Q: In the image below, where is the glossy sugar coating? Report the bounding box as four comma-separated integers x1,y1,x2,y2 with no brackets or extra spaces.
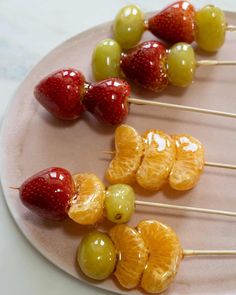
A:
121,41,169,92
68,173,105,225
105,184,135,224
169,134,205,190
106,124,143,184
195,5,226,52
78,231,116,280
113,5,145,49
92,39,121,81
136,130,176,190
167,42,196,87
137,220,183,294
20,167,75,220
109,224,148,289
148,1,196,44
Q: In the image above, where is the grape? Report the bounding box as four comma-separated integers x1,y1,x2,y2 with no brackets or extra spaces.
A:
195,5,226,52
105,184,135,223
113,5,145,49
167,42,196,87
92,38,121,81
77,231,116,280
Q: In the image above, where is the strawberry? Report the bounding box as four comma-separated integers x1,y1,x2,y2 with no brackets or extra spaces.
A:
121,41,169,92
148,1,196,44
34,69,86,120
19,167,75,220
83,78,130,125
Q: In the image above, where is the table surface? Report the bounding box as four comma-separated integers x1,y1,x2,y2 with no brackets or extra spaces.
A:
1,1,236,294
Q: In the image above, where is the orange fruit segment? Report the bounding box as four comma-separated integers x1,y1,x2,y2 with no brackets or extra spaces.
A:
137,220,183,294
68,173,105,225
109,224,148,289
169,134,205,190
136,130,176,190
106,124,143,184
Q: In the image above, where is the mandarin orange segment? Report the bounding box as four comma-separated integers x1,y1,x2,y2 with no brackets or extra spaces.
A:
137,220,183,294
106,124,143,184
136,130,176,190
169,134,205,190
68,173,105,225
109,224,148,289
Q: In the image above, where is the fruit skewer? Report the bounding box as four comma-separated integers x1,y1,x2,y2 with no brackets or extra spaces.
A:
113,2,235,52
93,39,236,91
35,69,236,124
77,220,236,293
105,125,236,191
19,167,236,224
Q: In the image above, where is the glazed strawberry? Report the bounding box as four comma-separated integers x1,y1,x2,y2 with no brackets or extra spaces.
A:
34,69,86,120
121,41,168,92
19,167,75,220
83,78,130,125
148,1,196,44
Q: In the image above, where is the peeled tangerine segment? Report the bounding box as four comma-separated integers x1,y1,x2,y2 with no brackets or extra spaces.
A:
169,134,205,190
106,124,143,184
136,130,176,190
137,220,183,294
109,224,148,289
68,173,105,225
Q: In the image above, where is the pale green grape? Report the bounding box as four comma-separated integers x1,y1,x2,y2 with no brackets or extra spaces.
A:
195,5,226,52
77,231,116,280
92,38,121,81
105,184,135,224
167,42,196,87
113,5,145,49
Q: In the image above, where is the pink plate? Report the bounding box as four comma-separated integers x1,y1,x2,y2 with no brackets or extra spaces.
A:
1,11,236,295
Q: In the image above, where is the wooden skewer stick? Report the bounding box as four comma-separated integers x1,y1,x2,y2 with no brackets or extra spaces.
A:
197,60,236,66
135,200,236,218
103,151,236,170
183,249,236,257
128,98,236,120
226,24,236,32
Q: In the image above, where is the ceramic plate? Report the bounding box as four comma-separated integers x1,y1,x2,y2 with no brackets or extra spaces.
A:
1,11,236,295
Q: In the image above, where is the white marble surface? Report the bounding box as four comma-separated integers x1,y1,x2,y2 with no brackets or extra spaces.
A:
1,1,236,294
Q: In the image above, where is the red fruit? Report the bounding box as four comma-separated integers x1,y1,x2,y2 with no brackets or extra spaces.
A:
34,69,86,120
83,78,130,125
121,41,168,92
148,1,196,44
20,167,75,220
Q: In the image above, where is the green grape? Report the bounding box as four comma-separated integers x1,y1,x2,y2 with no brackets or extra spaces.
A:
167,42,196,87
113,5,145,49
77,231,116,280
195,5,226,52
92,38,121,81
105,184,135,224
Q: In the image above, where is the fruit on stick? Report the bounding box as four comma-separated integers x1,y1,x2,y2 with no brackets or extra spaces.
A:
77,231,116,280
113,5,146,49
107,125,205,191
77,220,236,293
136,130,176,190
92,38,122,81
113,2,233,52
35,69,236,124
169,135,205,190
137,220,182,293
34,69,86,120
105,184,135,223
83,78,130,125
109,224,148,288
105,124,143,184
68,173,105,225
19,168,236,224
19,167,75,220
